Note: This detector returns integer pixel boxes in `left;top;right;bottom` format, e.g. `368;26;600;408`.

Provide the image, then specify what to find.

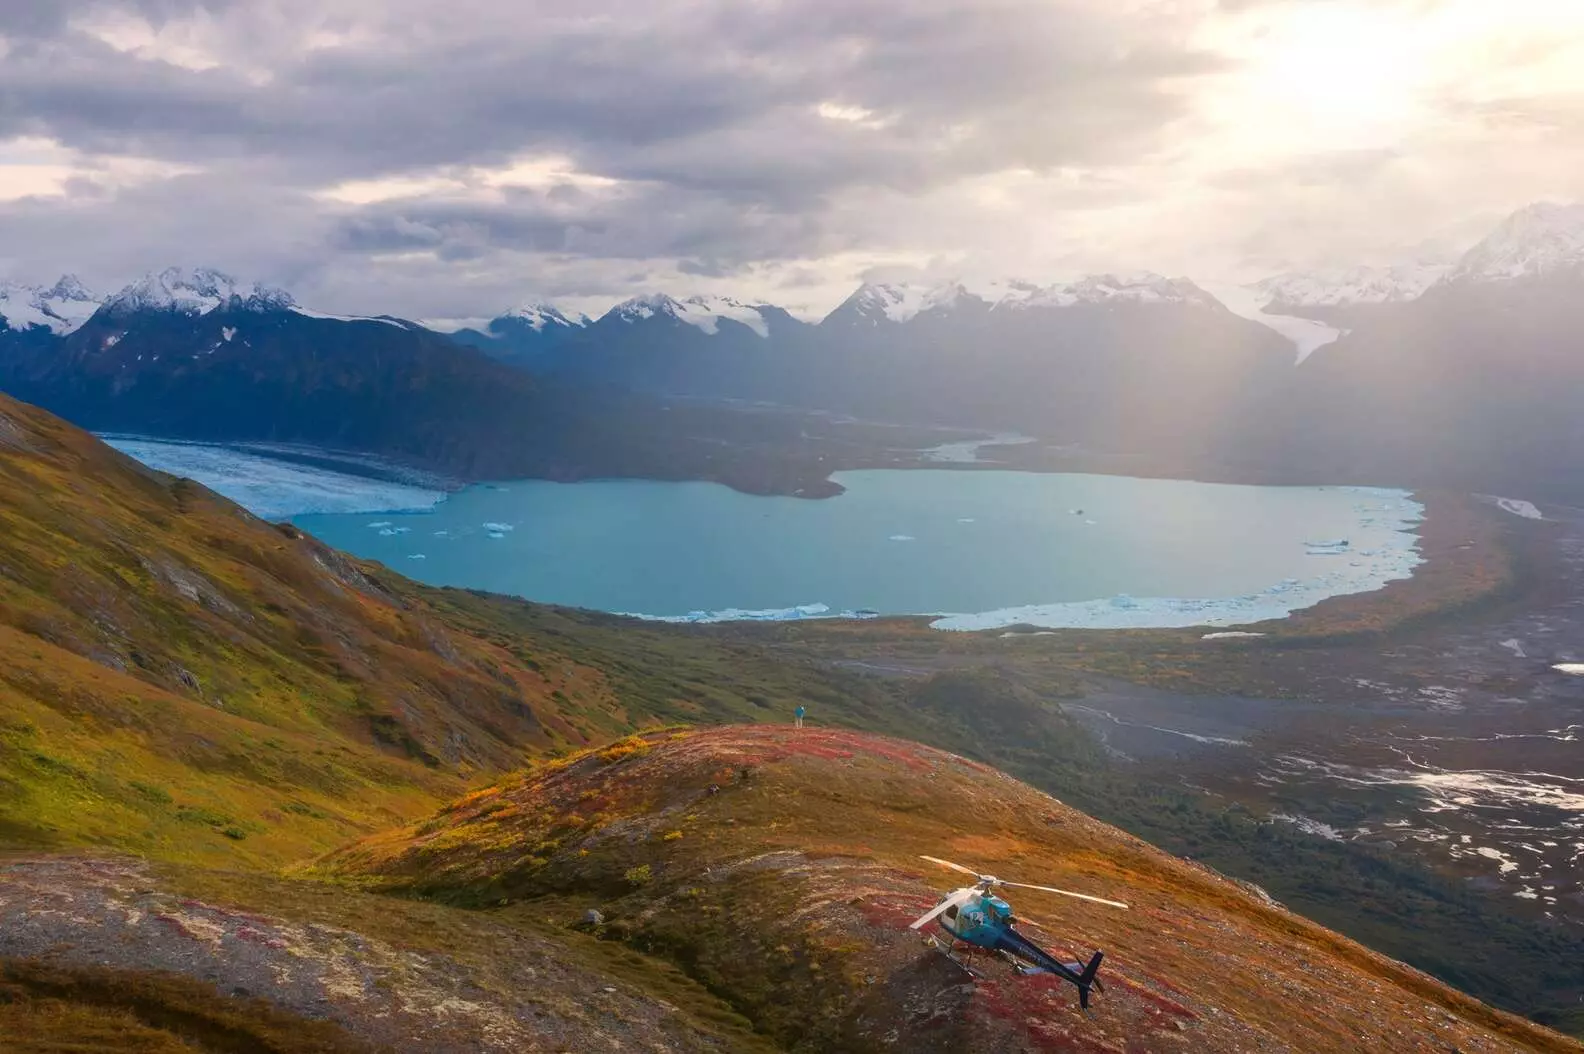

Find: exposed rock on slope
0;855;747;1053
325;725;1577;1054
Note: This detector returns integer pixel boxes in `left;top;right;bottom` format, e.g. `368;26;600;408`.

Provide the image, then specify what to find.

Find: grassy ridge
0;392;648;864
320;725;1578;1053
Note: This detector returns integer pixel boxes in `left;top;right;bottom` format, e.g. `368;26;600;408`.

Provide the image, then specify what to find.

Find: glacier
1203;281;1342;365
103;437;446;520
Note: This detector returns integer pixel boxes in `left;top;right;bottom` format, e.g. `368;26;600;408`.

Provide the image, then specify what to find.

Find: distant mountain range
0;268;840;497
1271;203;1584;501
3;201;1582;500
445;271;1291;467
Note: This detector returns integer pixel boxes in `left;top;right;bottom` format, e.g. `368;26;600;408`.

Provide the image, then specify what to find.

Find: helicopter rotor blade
920;855;985;880
997;880;1129;910
909;886;978;930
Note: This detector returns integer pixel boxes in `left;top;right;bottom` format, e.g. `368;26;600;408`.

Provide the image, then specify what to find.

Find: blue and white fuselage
937;891;1016;947
928;889;1106;1008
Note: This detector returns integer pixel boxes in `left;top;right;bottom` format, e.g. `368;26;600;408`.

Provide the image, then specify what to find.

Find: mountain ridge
322;723;1580;1053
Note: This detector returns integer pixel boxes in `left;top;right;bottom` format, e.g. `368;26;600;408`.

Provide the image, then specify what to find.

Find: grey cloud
13;0;1208;306
1;0;1574;315
5;0;1213;189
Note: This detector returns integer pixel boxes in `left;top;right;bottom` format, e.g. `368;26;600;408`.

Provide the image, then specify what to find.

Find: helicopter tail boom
995;928;1106;1009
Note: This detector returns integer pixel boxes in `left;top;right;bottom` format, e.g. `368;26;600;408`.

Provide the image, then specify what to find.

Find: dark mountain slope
1266;273;1584;499
0;299;840;496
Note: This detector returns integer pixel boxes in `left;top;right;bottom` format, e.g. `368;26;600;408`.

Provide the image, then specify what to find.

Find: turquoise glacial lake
291;470;1423;631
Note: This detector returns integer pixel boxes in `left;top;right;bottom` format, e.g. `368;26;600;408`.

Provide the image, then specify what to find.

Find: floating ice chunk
378;528;399;536
957;518;976;524
368;521;393;529
1203;631;1267;640
408;553;427;560
1555;664;1584;676
625;603;838;624
483;522;515;533
1490;496;1543;520
487;531;506;539
1084;519;1097;525
889;534;916;542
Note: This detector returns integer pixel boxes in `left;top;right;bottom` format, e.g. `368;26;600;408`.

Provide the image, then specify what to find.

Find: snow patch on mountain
1251;264;1450;308
291;307;409;329
0;274;102;334
419;317;495;334
844;282;980;324
996;272;1215;310
608;293;775;338
104;267;295;316
1447;201;1584;283
501;303;591;331
828;273;1215;326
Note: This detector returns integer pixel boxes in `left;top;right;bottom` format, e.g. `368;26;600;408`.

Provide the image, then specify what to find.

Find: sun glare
1194;2;1436;158
1250;7;1421;131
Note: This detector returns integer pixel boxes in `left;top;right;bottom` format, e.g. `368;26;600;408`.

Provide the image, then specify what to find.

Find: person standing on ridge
794;705;806;729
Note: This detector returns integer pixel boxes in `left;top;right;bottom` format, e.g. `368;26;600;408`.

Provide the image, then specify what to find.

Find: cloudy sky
1;0;1581;320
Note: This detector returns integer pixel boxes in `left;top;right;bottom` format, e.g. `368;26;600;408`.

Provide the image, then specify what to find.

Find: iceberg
1490;496;1543;520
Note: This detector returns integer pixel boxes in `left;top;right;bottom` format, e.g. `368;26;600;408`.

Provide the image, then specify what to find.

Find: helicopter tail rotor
1077;950;1104;1010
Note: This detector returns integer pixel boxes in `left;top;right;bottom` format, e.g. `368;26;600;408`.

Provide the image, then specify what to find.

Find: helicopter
909;856;1128;1009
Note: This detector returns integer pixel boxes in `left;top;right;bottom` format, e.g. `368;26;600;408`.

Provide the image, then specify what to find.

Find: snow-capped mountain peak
1448;201;1584;284
0;274;102;335
610;292;684;323
608;293;775;338
839;281;981;324
502;302;591;331
996;272;1215;310
102;267;295;317
1249;264;1451;309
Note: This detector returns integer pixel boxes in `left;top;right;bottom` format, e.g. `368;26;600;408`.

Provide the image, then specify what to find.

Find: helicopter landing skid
923;935;984;980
